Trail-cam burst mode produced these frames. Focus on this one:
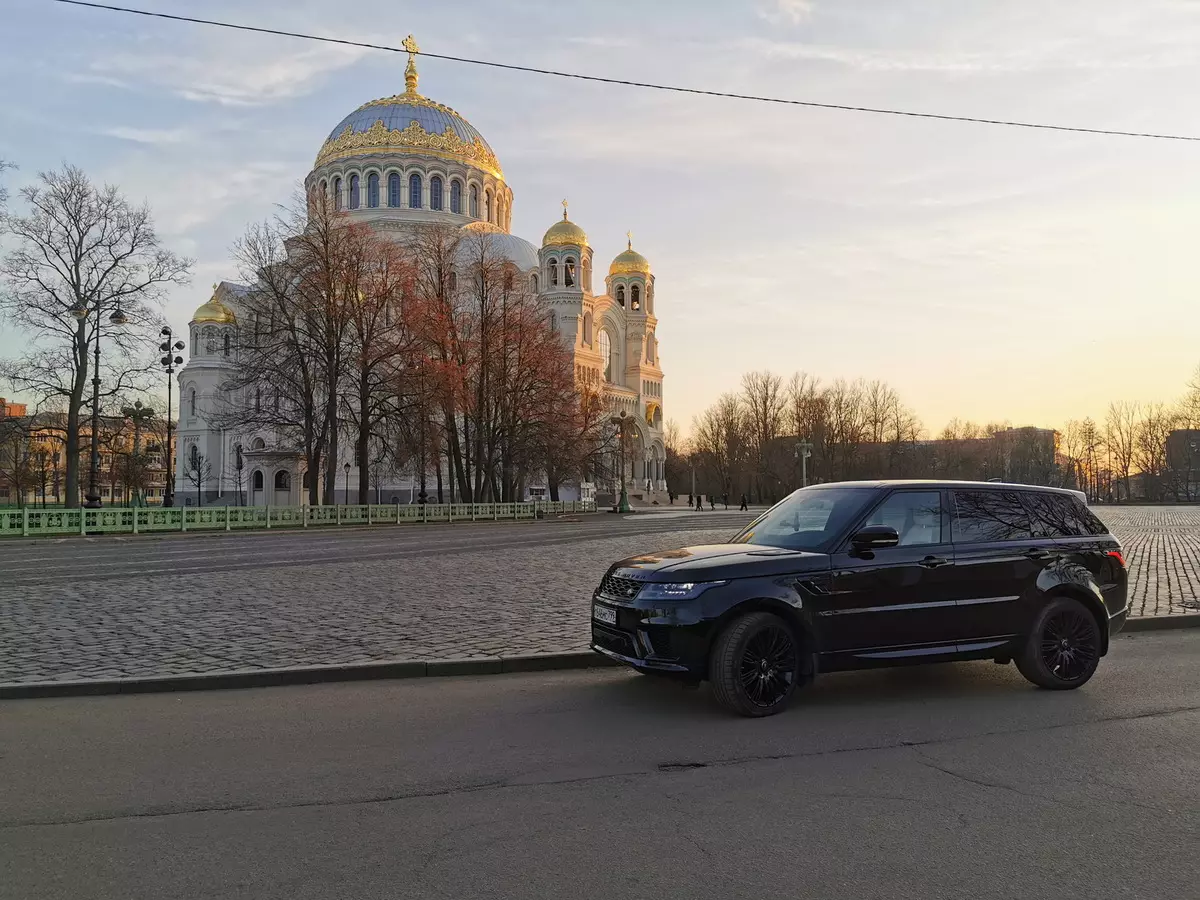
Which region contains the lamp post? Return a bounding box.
[343,461,352,505]
[159,327,185,507]
[795,440,813,489]
[610,410,631,513]
[72,297,128,508]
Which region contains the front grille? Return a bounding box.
[598,572,642,600]
[592,623,639,658]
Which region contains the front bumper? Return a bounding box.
[589,599,712,677]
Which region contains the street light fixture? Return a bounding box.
[159,326,185,507]
[121,399,156,507]
[795,440,813,489]
[609,410,631,513]
[73,297,128,508]
[343,461,352,505]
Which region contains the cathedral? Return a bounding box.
[175,39,665,506]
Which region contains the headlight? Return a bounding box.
[636,581,726,601]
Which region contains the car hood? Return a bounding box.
[610,544,830,582]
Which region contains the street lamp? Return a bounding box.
[795,440,813,489]
[343,461,352,505]
[73,297,128,508]
[609,410,631,513]
[159,327,185,507]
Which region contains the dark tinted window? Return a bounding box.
[1023,491,1092,538]
[952,490,1031,543]
[731,488,874,552]
[862,491,942,546]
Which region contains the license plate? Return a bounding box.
[593,604,617,625]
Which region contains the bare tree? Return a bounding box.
[0,165,191,507]
[181,449,212,508]
[1135,403,1174,500]
[1105,401,1139,501]
[692,393,746,500]
[740,370,785,503]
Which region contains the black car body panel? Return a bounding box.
[590,480,1129,683]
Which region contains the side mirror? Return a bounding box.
[850,525,900,551]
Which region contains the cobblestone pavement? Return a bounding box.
[0,506,1195,685]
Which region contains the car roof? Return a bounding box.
[806,479,1082,496]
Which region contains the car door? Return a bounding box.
[948,488,1043,645]
[823,489,960,666]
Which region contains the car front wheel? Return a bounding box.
[709,611,801,717]
[1015,596,1102,690]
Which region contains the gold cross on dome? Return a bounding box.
[402,34,420,55]
[626,230,633,249]
[561,198,569,220]
[403,34,420,93]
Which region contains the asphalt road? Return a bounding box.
[2,630,1197,900]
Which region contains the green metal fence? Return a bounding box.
[0,501,598,538]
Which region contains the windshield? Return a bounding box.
[730,488,874,552]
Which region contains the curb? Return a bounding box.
[0,651,619,700]
[1121,612,1200,632]
[2,617,1196,701]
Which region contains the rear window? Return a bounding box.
[1022,491,1107,538]
[952,490,1032,543]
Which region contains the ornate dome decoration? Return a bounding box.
[542,200,588,247]
[609,232,651,277]
[313,35,502,177]
[191,285,237,325]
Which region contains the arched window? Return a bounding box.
[599,331,613,382]
[531,274,539,293]
[318,179,327,202]
[429,176,443,211]
[646,284,654,314]
[646,333,655,363]
[274,470,290,490]
[450,179,462,214]
[189,388,196,417]
[550,311,558,332]
[367,173,380,208]
[583,259,591,292]
[616,285,625,307]
[387,173,401,207]
[449,271,457,291]
[409,173,422,208]
[189,444,199,469]
[548,258,558,286]
[252,470,264,491]
[484,190,492,222]
[565,258,576,288]
[223,333,231,357]
[582,312,593,345]
[631,285,641,311]
[349,174,360,209]
[251,437,266,450]
[469,185,479,218]
[254,387,261,412]
[333,177,342,210]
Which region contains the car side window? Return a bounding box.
[862,491,942,546]
[1023,492,1085,539]
[952,490,1031,543]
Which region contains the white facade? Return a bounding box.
[176,46,664,505]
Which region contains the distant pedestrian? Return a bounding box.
[709,495,715,511]
[696,494,703,511]
[739,493,748,511]
[722,492,729,510]
[687,493,692,507]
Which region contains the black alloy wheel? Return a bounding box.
[710,611,802,717]
[1016,596,1102,690]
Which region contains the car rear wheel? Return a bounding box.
[1015,596,1101,690]
[709,611,801,717]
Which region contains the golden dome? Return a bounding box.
[542,201,588,247]
[609,234,651,277]
[191,287,237,325]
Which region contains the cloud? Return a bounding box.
[100,127,190,146]
[88,41,368,107]
[759,0,815,26]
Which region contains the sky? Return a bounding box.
[1,0,1199,436]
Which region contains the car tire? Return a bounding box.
[1015,596,1102,690]
[709,611,802,717]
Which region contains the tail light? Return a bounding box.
[1106,550,1126,568]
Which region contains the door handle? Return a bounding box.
[1024,548,1052,560]
[919,556,950,569]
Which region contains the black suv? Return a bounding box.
[590,481,1128,716]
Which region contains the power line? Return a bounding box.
[50,0,1200,143]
